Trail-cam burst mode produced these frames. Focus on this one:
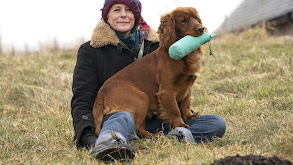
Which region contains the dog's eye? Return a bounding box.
[181,19,187,23]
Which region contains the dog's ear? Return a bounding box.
[158,13,177,49]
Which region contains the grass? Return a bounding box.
[0,26,292,164]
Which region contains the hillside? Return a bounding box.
[0,26,292,164]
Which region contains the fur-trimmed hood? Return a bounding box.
[90,20,160,48]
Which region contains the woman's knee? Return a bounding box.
[212,115,226,137]
[186,114,226,140]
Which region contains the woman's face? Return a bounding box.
[107,4,135,37]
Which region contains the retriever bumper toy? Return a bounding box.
[169,33,216,60]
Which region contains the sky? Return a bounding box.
[0,0,243,53]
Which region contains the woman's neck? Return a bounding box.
[116,31,131,37]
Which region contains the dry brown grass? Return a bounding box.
[0,27,292,164]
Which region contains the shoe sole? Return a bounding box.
[94,144,135,162]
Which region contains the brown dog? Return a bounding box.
[93,7,205,138]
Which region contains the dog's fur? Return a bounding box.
[93,7,205,138]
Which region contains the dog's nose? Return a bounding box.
[197,27,204,33]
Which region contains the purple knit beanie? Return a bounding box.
[102,0,142,25]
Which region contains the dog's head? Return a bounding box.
[158,7,205,49]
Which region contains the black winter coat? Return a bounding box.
[71,21,162,147]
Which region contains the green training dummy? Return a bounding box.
[169,33,216,60]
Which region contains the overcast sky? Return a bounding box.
[0,0,243,53]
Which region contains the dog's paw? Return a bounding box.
[181,123,190,128]
[191,112,200,118]
[138,130,161,138]
[185,112,200,121]
[172,118,190,128]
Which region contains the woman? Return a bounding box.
[71,0,226,162]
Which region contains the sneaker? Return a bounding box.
[91,130,135,162]
[167,127,195,143]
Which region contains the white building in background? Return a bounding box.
[217,0,293,36]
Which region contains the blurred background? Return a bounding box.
[0,0,292,55]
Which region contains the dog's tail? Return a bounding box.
[93,95,104,137]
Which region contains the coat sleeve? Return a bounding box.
[71,42,99,147]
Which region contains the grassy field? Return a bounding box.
[0,27,292,164]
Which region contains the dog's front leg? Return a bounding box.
[156,90,189,128]
[178,90,200,122]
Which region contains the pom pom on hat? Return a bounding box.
[102,0,142,25]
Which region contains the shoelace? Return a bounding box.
[110,131,125,144]
[176,130,185,142]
